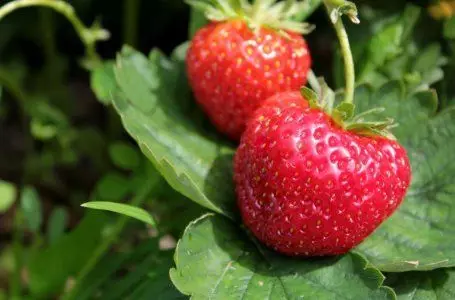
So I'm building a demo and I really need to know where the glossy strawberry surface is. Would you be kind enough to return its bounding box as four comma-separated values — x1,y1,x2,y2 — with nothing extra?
234,92,412,256
186,21,311,140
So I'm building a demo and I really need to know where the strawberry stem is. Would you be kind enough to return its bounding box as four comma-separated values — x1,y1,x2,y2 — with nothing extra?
0,0,109,69
323,0,357,104
333,17,355,104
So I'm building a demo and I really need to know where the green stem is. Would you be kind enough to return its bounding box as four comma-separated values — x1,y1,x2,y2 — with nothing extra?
61,179,157,300
0,0,107,68
123,0,140,47
324,2,355,104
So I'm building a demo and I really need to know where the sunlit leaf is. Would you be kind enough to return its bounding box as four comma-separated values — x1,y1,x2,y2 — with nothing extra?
82,201,156,227
111,46,236,218
0,180,16,213
170,214,395,299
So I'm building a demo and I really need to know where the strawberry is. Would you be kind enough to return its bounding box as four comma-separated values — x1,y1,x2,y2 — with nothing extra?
186,0,313,140
234,91,412,256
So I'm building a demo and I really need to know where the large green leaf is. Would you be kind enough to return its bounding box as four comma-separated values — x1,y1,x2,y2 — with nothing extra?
112,46,236,219
352,81,455,271
385,269,455,300
351,81,438,140
170,214,395,299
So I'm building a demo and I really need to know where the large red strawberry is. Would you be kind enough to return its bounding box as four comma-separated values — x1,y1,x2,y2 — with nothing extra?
186,1,312,140
234,91,411,256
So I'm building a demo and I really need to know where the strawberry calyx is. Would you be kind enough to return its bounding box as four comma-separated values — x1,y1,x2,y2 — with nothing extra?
301,79,397,140
186,0,315,35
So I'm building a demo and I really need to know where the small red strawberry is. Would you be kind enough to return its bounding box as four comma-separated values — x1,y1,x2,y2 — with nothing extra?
186,0,312,140
234,91,411,256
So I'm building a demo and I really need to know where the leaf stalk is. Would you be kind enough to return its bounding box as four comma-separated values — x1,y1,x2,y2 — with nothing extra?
323,1,356,104
0,0,109,69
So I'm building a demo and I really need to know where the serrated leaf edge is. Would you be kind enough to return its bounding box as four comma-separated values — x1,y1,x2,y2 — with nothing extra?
170,214,397,299
169,213,216,296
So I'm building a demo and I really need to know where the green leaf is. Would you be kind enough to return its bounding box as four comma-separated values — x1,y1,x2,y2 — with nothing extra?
111,46,236,218
352,81,437,140
30,119,58,140
386,269,455,299
170,214,395,299
71,232,184,300
189,7,208,38
399,5,421,43
344,78,455,271
360,22,405,79
333,102,355,124
0,180,16,213
46,207,68,245
412,45,444,75
130,266,187,300
109,141,141,170
20,186,42,233
27,100,70,132
444,16,455,40
91,61,116,105
98,250,178,300
82,201,156,227
28,212,109,297
94,172,132,201
344,4,445,92
357,107,455,271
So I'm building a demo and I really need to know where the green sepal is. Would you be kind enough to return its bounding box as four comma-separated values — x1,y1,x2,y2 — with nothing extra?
346,119,394,131
300,86,320,109
185,0,314,34
318,78,336,113
333,102,355,126
345,119,397,140
349,127,397,141
304,71,397,140
328,1,360,24
351,107,385,122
